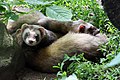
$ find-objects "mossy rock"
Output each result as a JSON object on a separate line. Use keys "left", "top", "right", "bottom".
{"left": 0, "top": 22, "right": 25, "bottom": 80}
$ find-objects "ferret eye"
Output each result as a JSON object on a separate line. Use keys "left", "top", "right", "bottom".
{"left": 23, "top": 32, "right": 30, "bottom": 40}
{"left": 35, "top": 34, "right": 39, "bottom": 42}
{"left": 88, "top": 27, "right": 93, "bottom": 33}
{"left": 25, "top": 32, "right": 30, "bottom": 36}
{"left": 90, "top": 26, "right": 97, "bottom": 30}
{"left": 88, "top": 26, "right": 97, "bottom": 34}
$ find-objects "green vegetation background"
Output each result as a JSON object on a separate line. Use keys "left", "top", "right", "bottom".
{"left": 0, "top": 0, "right": 120, "bottom": 79}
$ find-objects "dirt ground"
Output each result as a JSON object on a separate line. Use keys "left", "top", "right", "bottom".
{"left": 16, "top": 67, "right": 56, "bottom": 80}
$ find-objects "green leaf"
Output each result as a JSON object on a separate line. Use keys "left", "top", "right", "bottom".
{"left": 53, "top": 65, "right": 60, "bottom": 69}
{"left": 46, "top": 5, "right": 72, "bottom": 21}
{"left": 9, "top": 13, "right": 19, "bottom": 21}
{"left": 63, "top": 54, "right": 70, "bottom": 62}
{"left": 0, "top": 5, "right": 6, "bottom": 12}
{"left": 105, "top": 52, "right": 120, "bottom": 68}
{"left": 60, "top": 62, "right": 64, "bottom": 71}
{"left": 25, "top": 0, "right": 54, "bottom": 5}
{"left": 62, "top": 71, "right": 67, "bottom": 77}
{"left": 65, "top": 74, "right": 78, "bottom": 80}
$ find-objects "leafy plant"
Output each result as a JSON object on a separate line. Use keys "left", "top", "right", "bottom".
{"left": 25, "top": 0, "right": 54, "bottom": 5}
{"left": 1, "top": 0, "right": 120, "bottom": 79}
{"left": 105, "top": 52, "right": 120, "bottom": 68}
{"left": 53, "top": 54, "right": 85, "bottom": 80}
{"left": 52, "top": 0, "right": 120, "bottom": 79}
{"left": 46, "top": 5, "right": 72, "bottom": 21}
{"left": 0, "top": 1, "right": 18, "bottom": 22}
{"left": 0, "top": 0, "right": 72, "bottom": 24}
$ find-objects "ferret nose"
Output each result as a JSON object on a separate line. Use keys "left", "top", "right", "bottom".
{"left": 29, "top": 40, "right": 34, "bottom": 44}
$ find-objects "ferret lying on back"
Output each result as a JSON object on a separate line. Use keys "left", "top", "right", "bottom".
{"left": 11, "top": 11, "right": 107, "bottom": 73}
{"left": 17, "top": 31, "right": 107, "bottom": 73}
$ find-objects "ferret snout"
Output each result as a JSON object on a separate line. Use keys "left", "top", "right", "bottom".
{"left": 29, "top": 40, "right": 34, "bottom": 44}
{"left": 28, "top": 38, "right": 36, "bottom": 44}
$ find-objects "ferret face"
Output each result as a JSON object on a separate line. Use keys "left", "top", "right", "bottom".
{"left": 79, "top": 23, "right": 100, "bottom": 36}
{"left": 22, "top": 24, "right": 45, "bottom": 46}
{"left": 75, "top": 20, "right": 100, "bottom": 36}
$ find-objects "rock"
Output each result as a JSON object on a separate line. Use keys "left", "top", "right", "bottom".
{"left": 0, "top": 22, "right": 25, "bottom": 80}
{"left": 16, "top": 67, "right": 56, "bottom": 80}
{"left": 102, "top": 0, "right": 120, "bottom": 30}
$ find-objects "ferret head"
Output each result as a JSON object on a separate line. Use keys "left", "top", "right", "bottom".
{"left": 21, "top": 24, "right": 46, "bottom": 46}
{"left": 74, "top": 20, "right": 100, "bottom": 36}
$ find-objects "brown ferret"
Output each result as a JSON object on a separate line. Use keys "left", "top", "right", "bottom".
{"left": 22, "top": 32, "right": 107, "bottom": 73}
{"left": 38, "top": 19, "right": 100, "bottom": 36}
{"left": 7, "top": 11, "right": 99, "bottom": 36}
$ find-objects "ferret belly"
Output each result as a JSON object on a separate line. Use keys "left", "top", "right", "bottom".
{"left": 24, "top": 33, "right": 107, "bottom": 73}
{"left": 25, "top": 49, "right": 66, "bottom": 73}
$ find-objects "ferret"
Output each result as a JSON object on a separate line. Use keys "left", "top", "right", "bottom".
{"left": 38, "top": 19, "right": 100, "bottom": 36}
{"left": 20, "top": 32, "right": 107, "bottom": 73}
{"left": 7, "top": 11, "right": 99, "bottom": 36}
{"left": 15, "top": 23, "right": 57, "bottom": 48}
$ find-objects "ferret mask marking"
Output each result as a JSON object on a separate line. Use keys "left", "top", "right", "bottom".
{"left": 79, "top": 22, "right": 100, "bottom": 36}
{"left": 22, "top": 27, "right": 42, "bottom": 46}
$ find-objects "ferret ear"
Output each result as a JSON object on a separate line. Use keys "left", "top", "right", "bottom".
{"left": 21, "top": 23, "right": 29, "bottom": 30}
{"left": 16, "top": 29, "right": 21, "bottom": 35}
{"left": 14, "top": 29, "right": 23, "bottom": 46}
{"left": 78, "top": 25, "right": 85, "bottom": 33}
{"left": 12, "top": 29, "right": 22, "bottom": 37}
{"left": 39, "top": 27, "right": 46, "bottom": 38}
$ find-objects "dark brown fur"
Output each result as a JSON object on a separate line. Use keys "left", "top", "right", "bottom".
{"left": 7, "top": 11, "right": 46, "bottom": 34}
{"left": 7, "top": 12, "right": 99, "bottom": 36}
{"left": 38, "top": 19, "right": 100, "bottom": 36}
{"left": 23, "top": 32, "right": 107, "bottom": 73}
{"left": 11, "top": 12, "right": 107, "bottom": 73}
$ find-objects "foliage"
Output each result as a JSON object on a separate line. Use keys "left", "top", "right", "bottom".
{"left": 0, "top": 0, "right": 120, "bottom": 80}
{"left": 0, "top": 1, "right": 18, "bottom": 22}
{"left": 0, "top": 0, "right": 72, "bottom": 23}
{"left": 46, "top": 5, "right": 72, "bottom": 21}
{"left": 105, "top": 52, "right": 120, "bottom": 68}
{"left": 25, "top": 0, "right": 54, "bottom": 5}
{"left": 53, "top": 54, "right": 85, "bottom": 80}
{"left": 54, "top": 54, "right": 120, "bottom": 80}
